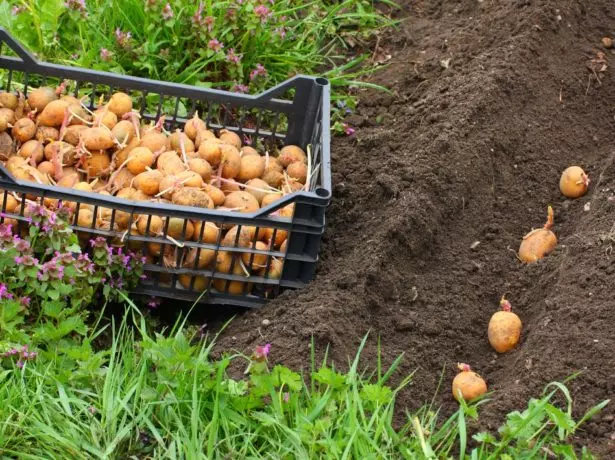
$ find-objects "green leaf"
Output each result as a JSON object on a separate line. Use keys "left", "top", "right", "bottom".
{"left": 0, "top": 301, "right": 22, "bottom": 322}
{"left": 545, "top": 403, "right": 575, "bottom": 433}
{"left": 272, "top": 365, "right": 302, "bottom": 392}
{"left": 313, "top": 366, "right": 346, "bottom": 389}
{"left": 360, "top": 383, "right": 392, "bottom": 405}
{"left": 551, "top": 444, "right": 577, "bottom": 458}
{"left": 42, "top": 300, "right": 63, "bottom": 319}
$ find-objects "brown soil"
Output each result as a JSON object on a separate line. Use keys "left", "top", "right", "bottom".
{"left": 213, "top": 0, "right": 615, "bottom": 454}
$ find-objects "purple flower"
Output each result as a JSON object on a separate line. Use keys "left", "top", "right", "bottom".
{"left": 53, "top": 252, "right": 75, "bottom": 265}
{"left": 40, "top": 261, "right": 64, "bottom": 280}
{"left": 19, "top": 255, "right": 37, "bottom": 266}
{"left": 19, "top": 297, "right": 31, "bottom": 307}
{"left": 90, "top": 237, "right": 107, "bottom": 248}
{"left": 254, "top": 343, "right": 271, "bottom": 362}
{"left": 342, "top": 123, "right": 355, "bottom": 136}
{"left": 0, "top": 223, "right": 13, "bottom": 239}
{"left": 208, "top": 39, "right": 224, "bottom": 52}
{"left": 16, "top": 361, "right": 24, "bottom": 369}
{"left": 14, "top": 239, "right": 31, "bottom": 253}
{"left": 0, "top": 284, "right": 13, "bottom": 300}
{"left": 226, "top": 48, "right": 241, "bottom": 65}
{"left": 254, "top": 4, "right": 271, "bottom": 22}
{"left": 147, "top": 297, "right": 161, "bottom": 309}
{"left": 100, "top": 48, "right": 112, "bottom": 62}
{"left": 162, "top": 3, "right": 174, "bottom": 20}
{"left": 231, "top": 83, "right": 249, "bottom": 93}
{"left": 283, "top": 392, "right": 290, "bottom": 403}
{"left": 249, "top": 64, "right": 267, "bottom": 81}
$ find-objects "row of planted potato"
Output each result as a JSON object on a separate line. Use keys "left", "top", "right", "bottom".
{"left": 453, "top": 165, "right": 590, "bottom": 401}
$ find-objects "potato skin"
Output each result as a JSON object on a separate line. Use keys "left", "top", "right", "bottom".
{"left": 559, "top": 166, "right": 588, "bottom": 198}
{"left": 452, "top": 370, "right": 487, "bottom": 402}
{"left": 518, "top": 229, "right": 557, "bottom": 263}
{"left": 223, "top": 191, "right": 259, "bottom": 213}
{"left": 172, "top": 188, "right": 213, "bottom": 209}
{"left": 488, "top": 311, "right": 522, "bottom": 353}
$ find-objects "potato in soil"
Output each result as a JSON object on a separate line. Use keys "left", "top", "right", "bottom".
{"left": 559, "top": 166, "right": 589, "bottom": 198}
{"left": 488, "top": 297, "right": 522, "bottom": 353}
{"left": 518, "top": 206, "right": 557, "bottom": 263}
{"left": 451, "top": 363, "right": 487, "bottom": 402}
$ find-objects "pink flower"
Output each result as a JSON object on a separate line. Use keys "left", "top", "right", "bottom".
{"left": 342, "top": 123, "right": 355, "bottom": 136}
{"left": 231, "top": 83, "right": 249, "bottom": 93}
{"left": 254, "top": 4, "right": 271, "bottom": 22}
{"left": 249, "top": 64, "right": 267, "bottom": 81}
{"left": 100, "top": 48, "right": 112, "bottom": 62}
{"left": 208, "top": 39, "right": 224, "bottom": 52}
{"left": 0, "top": 283, "right": 13, "bottom": 300}
{"left": 162, "top": 3, "right": 174, "bottom": 20}
{"left": 254, "top": 343, "right": 271, "bottom": 362}
{"left": 275, "top": 27, "right": 286, "bottom": 39}
{"left": 283, "top": 392, "right": 290, "bottom": 403}
{"left": 90, "top": 237, "right": 107, "bottom": 248}
{"left": 19, "top": 297, "right": 31, "bottom": 307}
{"left": 226, "top": 48, "right": 241, "bottom": 65}
{"left": 147, "top": 297, "right": 161, "bottom": 309}
{"left": 11, "top": 5, "right": 25, "bottom": 15}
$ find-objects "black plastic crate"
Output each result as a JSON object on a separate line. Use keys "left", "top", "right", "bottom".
{"left": 0, "top": 29, "right": 331, "bottom": 308}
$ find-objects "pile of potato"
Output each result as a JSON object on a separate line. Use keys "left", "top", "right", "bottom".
{"left": 0, "top": 86, "right": 310, "bottom": 295}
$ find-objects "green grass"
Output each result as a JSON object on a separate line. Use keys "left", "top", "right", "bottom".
{"left": 1, "top": 0, "right": 396, "bottom": 95}
{"left": 0, "top": 298, "right": 607, "bottom": 458}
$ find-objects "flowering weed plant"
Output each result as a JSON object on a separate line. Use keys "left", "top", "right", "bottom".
{"left": 0, "top": 202, "right": 143, "bottom": 362}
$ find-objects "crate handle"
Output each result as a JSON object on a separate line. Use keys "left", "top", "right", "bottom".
{"left": 0, "top": 28, "right": 37, "bottom": 66}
